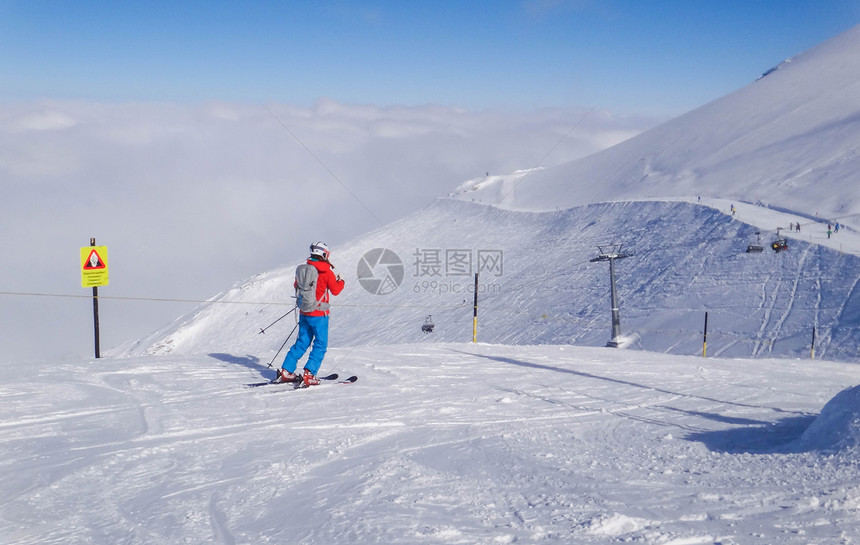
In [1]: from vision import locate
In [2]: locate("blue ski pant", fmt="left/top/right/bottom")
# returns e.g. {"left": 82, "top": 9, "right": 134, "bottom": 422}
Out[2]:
{"left": 281, "top": 314, "right": 329, "bottom": 375}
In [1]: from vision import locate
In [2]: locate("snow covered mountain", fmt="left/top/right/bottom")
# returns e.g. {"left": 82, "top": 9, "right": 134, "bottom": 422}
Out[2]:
{"left": 121, "top": 25, "right": 860, "bottom": 362}
{"left": 450, "top": 24, "right": 860, "bottom": 224}
{"left": 122, "top": 197, "right": 860, "bottom": 361}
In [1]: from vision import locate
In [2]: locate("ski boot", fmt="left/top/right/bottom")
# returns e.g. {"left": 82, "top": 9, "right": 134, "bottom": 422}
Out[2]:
{"left": 273, "top": 368, "right": 299, "bottom": 383}
{"left": 302, "top": 369, "right": 320, "bottom": 387}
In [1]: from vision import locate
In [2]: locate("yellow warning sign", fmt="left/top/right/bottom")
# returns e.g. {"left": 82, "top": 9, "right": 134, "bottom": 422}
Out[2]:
{"left": 81, "top": 246, "right": 109, "bottom": 287}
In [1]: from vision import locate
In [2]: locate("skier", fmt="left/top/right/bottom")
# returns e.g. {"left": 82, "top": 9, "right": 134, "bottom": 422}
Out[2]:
{"left": 275, "top": 242, "right": 345, "bottom": 386}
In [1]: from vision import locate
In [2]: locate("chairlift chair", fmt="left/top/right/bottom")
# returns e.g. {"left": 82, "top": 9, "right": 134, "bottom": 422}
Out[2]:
{"left": 769, "top": 227, "right": 788, "bottom": 253}
{"left": 746, "top": 231, "right": 764, "bottom": 253}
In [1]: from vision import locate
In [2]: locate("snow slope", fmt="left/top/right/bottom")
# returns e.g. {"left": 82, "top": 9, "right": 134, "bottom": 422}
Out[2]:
{"left": 3, "top": 344, "right": 860, "bottom": 544}
{"left": 450, "top": 25, "right": 860, "bottom": 224}
{"left": 121, "top": 198, "right": 860, "bottom": 361}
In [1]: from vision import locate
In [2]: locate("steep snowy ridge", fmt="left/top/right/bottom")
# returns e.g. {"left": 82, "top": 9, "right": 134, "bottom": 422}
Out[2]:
{"left": 451, "top": 25, "right": 860, "bottom": 222}
{"left": 122, "top": 198, "right": 860, "bottom": 361}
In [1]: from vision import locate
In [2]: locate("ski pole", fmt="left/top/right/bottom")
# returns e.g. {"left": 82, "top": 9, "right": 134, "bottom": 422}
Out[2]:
{"left": 259, "top": 305, "right": 297, "bottom": 334}
{"left": 267, "top": 320, "right": 299, "bottom": 368}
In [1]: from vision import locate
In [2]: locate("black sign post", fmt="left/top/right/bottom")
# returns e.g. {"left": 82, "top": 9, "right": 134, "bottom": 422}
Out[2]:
{"left": 91, "top": 237, "right": 100, "bottom": 359}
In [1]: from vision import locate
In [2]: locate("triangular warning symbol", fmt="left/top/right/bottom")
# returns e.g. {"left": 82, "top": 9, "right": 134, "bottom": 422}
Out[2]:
{"left": 84, "top": 249, "right": 106, "bottom": 270}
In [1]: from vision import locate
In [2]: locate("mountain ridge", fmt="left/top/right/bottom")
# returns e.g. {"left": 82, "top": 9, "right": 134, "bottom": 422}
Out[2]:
{"left": 119, "top": 197, "right": 860, "bottom": 361}
{"left": 451, "top": 24, "right": 860, "bottom": 224}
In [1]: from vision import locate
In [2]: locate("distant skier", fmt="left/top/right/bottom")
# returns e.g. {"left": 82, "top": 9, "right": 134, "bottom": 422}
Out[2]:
{"left": 835, "top": 222, "right": 840, "bottom": 233}
{"left": 796, "top": 222, "right": 801, "bottom": 232}
{"left": 275, "top": 242, "right": 345, "bottom": 387}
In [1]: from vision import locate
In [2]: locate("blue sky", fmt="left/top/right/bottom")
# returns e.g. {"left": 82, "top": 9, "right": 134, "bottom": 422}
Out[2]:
{"left": 2, "top": 0, "right": 859, "bottom": 115}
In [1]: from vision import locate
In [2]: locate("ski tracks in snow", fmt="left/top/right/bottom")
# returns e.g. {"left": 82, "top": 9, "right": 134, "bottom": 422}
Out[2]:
{"left": 3, "top": 346, "right": 860, "bottom": 544}
{"left": 752, "top": 244, "right": 812, "bottom": 356}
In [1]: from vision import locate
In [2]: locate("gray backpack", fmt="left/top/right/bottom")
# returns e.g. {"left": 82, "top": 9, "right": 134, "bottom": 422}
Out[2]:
{"left": 295, "top": 263, "right": 328, "bottom": 313}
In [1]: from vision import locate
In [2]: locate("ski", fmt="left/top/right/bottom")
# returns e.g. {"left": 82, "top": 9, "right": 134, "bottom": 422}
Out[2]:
{"left": 292, "top": 375, "right": 358, "bottom": 389}
{"left": 246, "top": 373, "right": 339, "bottom": 388}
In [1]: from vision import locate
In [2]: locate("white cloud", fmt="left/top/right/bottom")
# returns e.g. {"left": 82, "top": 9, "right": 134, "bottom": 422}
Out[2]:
{"left": 5, "top": 109, "right": 78, "bottom": 132}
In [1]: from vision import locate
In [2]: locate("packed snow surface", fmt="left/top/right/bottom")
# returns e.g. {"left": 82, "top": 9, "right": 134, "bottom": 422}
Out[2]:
{"left": 3, "top": 344, "right": 860, "bottom": 544}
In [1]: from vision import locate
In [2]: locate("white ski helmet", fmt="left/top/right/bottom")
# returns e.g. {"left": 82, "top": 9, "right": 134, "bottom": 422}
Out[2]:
{"left": 310, "top": 241, "right": 330, "bottom": 260}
